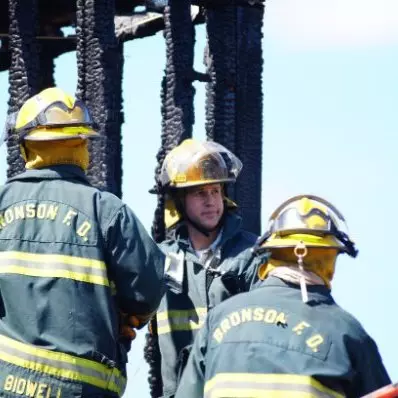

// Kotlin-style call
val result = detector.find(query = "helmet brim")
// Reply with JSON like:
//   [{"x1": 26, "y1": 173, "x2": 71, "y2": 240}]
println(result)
[
  {"x1": 23, "y1": 127, "x2": 100, "y2": 141},
  {"x1": 169, "y1": 178, "x2": 235, "y2": 189},
  {"x1": 262, "y1": 234, "x2": 348, "y2": 252}
]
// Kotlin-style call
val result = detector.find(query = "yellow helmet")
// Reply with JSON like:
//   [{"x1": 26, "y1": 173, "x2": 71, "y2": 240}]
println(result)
[
  {"x1": 5, "y1": 87, "x2": 98, "y2": 142},
  {"x1": 159, "y1": 139, "x2": 242, "y2": 189},
  {"x1": 258, "y1": 195, "x2": 358, "y2": 257}
]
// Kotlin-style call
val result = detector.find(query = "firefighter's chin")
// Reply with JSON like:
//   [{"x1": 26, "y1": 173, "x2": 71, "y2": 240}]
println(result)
[{"x1": 198, "y1": 211, "x2": 222, "y2": 231}]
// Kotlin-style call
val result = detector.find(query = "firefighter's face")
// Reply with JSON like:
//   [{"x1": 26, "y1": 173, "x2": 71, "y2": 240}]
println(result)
[{"x1": 184, "y1": 183, "x2": 224, "y2": 230}]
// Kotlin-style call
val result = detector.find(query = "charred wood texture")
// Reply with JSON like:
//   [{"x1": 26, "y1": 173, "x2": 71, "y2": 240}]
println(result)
[
  {"x1": 152, "y1": 0, "x2": 195, "y2": 242},
  {"x1": 144, "y1": 318, "x2": 163, "y2": 398},
  {"x1": 38, "y1": 44, "x2": 56, "y2": 90},
  {"x1": 7, "y1": 0, "x2": 40, "y2": 178},
  {"x1": 205, "y1": 2, "x2": 264, "y2": 235},
  {"x1": 146, "y1": 1, "x2": 196, "y2": 397},
  {"x1": 76, "y1": 0, "x2": 124, "y2": 197}
]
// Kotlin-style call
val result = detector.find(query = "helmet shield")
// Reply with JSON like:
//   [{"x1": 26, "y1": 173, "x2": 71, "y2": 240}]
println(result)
[
  {"x1": 2, "y1": 88, "x2": 99, "y2": 143},
  {"x1": 268, "y1": 199, "x2": 348, "y2": 238},
  {"x1": 160, "y1": 139, "x2": 242, "y2": 189},
  {"x1": 18, "y1": 100, "x2": 95, "y2": 141},
  {"x1": 261, "y1": 195, "x2": 358, "y2": 257}
]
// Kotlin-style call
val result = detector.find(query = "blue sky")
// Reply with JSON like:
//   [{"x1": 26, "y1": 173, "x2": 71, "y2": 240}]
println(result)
[{"x1": 0, "y1": 0, "x2": 397, "y2": 395}]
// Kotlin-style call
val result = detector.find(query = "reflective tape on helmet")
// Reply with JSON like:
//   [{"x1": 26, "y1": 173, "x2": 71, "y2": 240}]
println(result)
[
  {"x1": 204, "y1": 373, "x2": 344, "y2": 398},
  {"x1": 156, "y1": 307, "x2": 207, "y2": 335},
  {"x1": 0, "y1": 335, "x2": 126, "y2": 395},
  {"x1": 0, "y1": 251, "x2": 109, "y2": 286}
]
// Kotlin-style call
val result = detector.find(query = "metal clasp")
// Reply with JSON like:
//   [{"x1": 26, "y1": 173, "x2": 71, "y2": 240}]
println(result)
[{"x1": 294, "y1": 241, "x2": 309, "y2": 303}]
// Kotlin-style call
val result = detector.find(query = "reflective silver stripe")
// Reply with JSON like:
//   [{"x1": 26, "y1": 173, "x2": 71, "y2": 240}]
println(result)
[
  {"x1": 0, "y1": 251, "x2": 109, "y2": 286},
  {"x1": 157, "y1": 308, "x2": 207, "y2": 334},
  {"x1": 0, "y1": 258, "x2": 106, "y2": 277},
  {"x1": 204, "y1": 374, "x2": 344, "y2": 398},
  {"x1": 0, "y1": 335, "x2": 126, "y2": 395},
  {"x1": 109, "y1": 369, "x2": 127, "y2": 395}
]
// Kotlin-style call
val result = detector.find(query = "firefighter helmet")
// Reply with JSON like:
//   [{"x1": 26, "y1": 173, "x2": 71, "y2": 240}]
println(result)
[
  {"x1": 5, "y1": 87, "x2": 98, "y2": 142},
  {"x1": 258, "y1": 195, "x2": 358, "y2": 258},
  {"x1": 159, "y1": 139, "x2": 242, "y2": 189}
]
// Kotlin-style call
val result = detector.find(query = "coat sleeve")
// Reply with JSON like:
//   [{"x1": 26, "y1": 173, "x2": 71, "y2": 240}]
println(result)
[
  {"x1": 175, "y1": 315, "x2": 209, "y2": 398},
  {"x1": 105, "y1": 204, "x2": 165, "y2": 322},
  {"x1": 351, "y1": 335, "x2": 391, "y2": 397}
]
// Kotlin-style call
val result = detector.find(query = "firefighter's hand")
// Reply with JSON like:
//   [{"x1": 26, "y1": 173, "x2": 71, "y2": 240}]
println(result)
[
  {"x1": 120, "y1": 313, "x2": 141, "y2": 341},
  {"x1": 120, "y1": 324, "x2": 137, "y2": 341},
  {"x1": 120, "y1": 312, "x2": 155, "y2": 340},
  {"x1": 127, "y1": 315, "x2": 143, "y2": 328}
]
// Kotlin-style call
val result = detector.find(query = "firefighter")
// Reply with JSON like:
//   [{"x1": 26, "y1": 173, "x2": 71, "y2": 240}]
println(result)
[
  {"x1": 152, "y1": 139, "x2": 262, "y2": 397},
  {"x1": 175, "y1": 195, "x2": 391, "y2": 398},
  {"x1": 0, "y1": 87, "x2": 165, "y2": 397}
]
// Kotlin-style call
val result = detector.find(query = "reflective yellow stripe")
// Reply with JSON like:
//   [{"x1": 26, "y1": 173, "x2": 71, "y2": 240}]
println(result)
[
  {"x1": 204, "y1": 373, "x2": 344, "y2": 398},
  {"x1": 156, "y1": 308, "x2": 208, "y2": 321},
  {"x1": 0, "y1": 335, "x2": 126, "y2": 395},
  {"x1": 205, "y1": 389, "x2": 335, "y2": 397},
  {"x1": 0, "y1": 251, "x2": 109, "y2": 286},
  {"x1": 157, "y1": 308, "x2": 207, "y2": 334}
]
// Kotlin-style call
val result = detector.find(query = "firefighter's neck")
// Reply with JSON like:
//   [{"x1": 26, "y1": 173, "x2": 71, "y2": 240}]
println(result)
[{"x1": 187, "y1": 223, "x2": 220, "y2": 251}]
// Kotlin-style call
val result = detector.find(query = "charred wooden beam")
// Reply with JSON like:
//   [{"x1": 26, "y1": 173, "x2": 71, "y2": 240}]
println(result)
[
  {"x1": 6, "y1": 0, "x2": 41, "y2": 178},
  {"x1": 0, "y1": 7, "x2": 205, "y2": 73},
  {"x1": 76, "y1": 0, "x2": 124, "y2": 198},
  {"x1": 146, "y1": 1, "x2": 196, "y2": 397},
  {"x1": 205, "y1": 1, "x2": 264, "y2": 235},
  {"x1": 152, "y1": 0, "x2": 195, "y2": 243}
]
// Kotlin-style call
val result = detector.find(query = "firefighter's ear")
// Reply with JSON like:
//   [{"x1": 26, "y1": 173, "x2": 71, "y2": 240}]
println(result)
[
  {"x1": 224, "y1": 196, "x2": 238, "y2": 210},
  {"x1": 120, "y1": 325, "x2": 137, "y2": 341}
]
